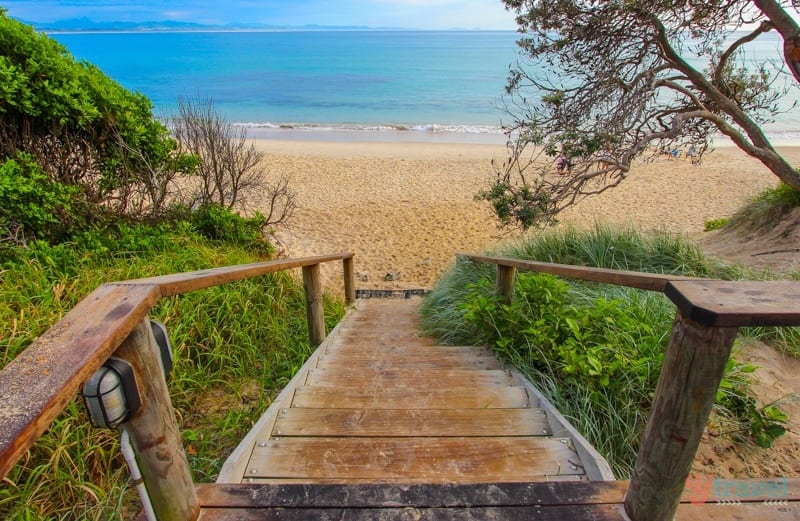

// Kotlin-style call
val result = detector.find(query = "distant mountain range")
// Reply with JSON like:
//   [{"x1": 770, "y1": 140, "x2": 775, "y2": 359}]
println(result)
[{"x1": 22, "y1": 17, "x2": 384, "y2": 33}]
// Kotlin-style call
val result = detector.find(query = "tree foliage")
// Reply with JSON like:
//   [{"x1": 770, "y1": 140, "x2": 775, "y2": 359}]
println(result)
[
  {"x1": 485, "y1": 0, "x2": 800, "y2": 229},
  {"x1": 0, "y1": 12, "x2": 193, "y2": 241}
]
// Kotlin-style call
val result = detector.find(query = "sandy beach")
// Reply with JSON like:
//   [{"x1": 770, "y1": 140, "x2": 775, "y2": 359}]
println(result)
[{"x1": 249, "y1": 138, "x2": 800, "y2": 291}]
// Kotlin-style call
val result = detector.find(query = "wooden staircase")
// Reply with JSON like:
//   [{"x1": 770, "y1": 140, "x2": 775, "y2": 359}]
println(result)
[{"x1": 219, "y1": 297, "x2": 603, "y2": 485}]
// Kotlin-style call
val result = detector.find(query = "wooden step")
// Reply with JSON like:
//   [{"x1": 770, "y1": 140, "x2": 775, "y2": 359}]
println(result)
[
  {"x1": 272, "y1": 408, "x2": 551, "y2": 437},
  {"x1": 291, "y1": 385, "x2": 531, "y2": 409},
  {"x1": 323, "y1": 344, "x2": 493, "y2": 357},
  {"x1": 316, "y1": 348, "x2": 503, "y2": 370},
  {"x1": 328, "y1": 333, "x2": 435, "y2": 348},
  {"x1": 315, "y1": 354, "x2": 502, "y2": 370},
  {"x1": 304, "y1": 368, "x2": 514, "y2": 388},
  {"x1": 246, "y1": 437, "x2": 583, "y2": 482}
]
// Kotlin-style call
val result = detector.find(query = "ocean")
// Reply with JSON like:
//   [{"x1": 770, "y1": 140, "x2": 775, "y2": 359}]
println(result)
[{"x1": 52, "y1": 30, "x2": 800, "y2": 144}]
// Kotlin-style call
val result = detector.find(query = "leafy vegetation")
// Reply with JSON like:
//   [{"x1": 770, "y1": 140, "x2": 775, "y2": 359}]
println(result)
[
  {"x1": 704, "y1": 217, "x2": 729, "y2": 232},
  {"x1": 0, "y1": 222, "x2": 344, "y2": 520},
  {"x1": 421, "y1": 225, "x2": 793, "y2": 476},
  {"x1": 0, "y1": 11, "x2": 192, "y2": 228},
  {"x1": 0, "y1": 14, "x2": 295, "y2": 250}
]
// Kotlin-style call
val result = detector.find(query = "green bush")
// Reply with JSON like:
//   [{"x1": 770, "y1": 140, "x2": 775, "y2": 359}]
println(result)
[
  {"x1": 421, "y1": 225, "x2": 792, "y2": 476},
  {"x1": 0, "y1": 153, "x2": 82, "y2": 243},
  {"x1": 189, "y1": 204, "x2": 273, "y2": 255},
  {"x1": 704, "y1": 217, "x2": 729, "y2": 231},
  {"x1": 0, "y1": 13, "x2": 192, "y2": 223},
  {"x1": 462, "y1": 273, "x2": 661, "y2": 392}
]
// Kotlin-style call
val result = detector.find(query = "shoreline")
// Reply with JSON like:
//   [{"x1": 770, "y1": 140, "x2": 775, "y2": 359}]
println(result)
[
  {"x1": 249, "y1": 138, "x2": 800, "y2": 291},
  {"x1": 243, "y1": 126, "x2": 800, "y2": 148}
]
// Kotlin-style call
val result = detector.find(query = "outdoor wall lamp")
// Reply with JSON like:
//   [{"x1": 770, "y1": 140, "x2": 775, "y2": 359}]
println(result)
[
  {"x1": 82, "y1": 320, "x2": 173, "y2": 429},
  {"x1": 82, "y1": 357, "x2": 141, "y2": 429}
]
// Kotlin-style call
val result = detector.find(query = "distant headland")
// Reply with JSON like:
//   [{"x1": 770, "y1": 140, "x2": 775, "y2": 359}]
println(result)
[{"x1": 19, "y1": 17, "x2": 409, "y2": 33}]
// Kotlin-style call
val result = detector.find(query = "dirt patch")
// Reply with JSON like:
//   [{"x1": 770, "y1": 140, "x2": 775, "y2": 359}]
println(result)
[{"x1": 698, "y1": 208, "x2": 800, "y2": 276}]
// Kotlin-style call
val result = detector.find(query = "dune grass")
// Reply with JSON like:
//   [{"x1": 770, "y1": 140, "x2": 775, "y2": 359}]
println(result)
[
  {"x1": 0, "y1": 225, "x2": 345, "y2": 520},
  {"x1": 727, "y1": 182, "x2": 800, "y2": 231},
  {"x1": 420, "y1": 223, "x2": 796, "y2": 477}
]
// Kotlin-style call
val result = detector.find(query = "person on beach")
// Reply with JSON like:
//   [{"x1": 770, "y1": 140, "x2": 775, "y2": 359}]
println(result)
[
  {"x1": 686, "y1": 144, "x2": 697, "y2": 164},
  {"x1": 556, "y1": 151, "x2": 571, "y2": 175},
  {"x1": 599, "y1": 146, "x2": 612, "y2": 171}
]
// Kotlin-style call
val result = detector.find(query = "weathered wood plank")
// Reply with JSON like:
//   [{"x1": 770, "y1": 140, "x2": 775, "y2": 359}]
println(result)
[
  {"x1": 240, "y1": 475, "x2": 588, "y2": 484},
  {"x1": 245, "y1": 437, "x2": 583, "y2": 482},
  {"x1": 323, "y1": 344, "x2": 491, "y2": 357},
  {"x1": 271, "y1": 408, "x2": 550, "y2": 437},
  {"x1": 198, "y1": 479, "x2": 800, "y2": 519},
  {"x1": 665, "y1": 280, "x2": 800, "y2": 327},
  {"x1": 329, "y1": 332, "x2": 436, "y2": 347},
  {"x1": 120, "y1": 253, "x2": 354, "y2": 297},
  {"x1": 315, "y1": 353, "x2": 502, "y2": 370},
  {"x1": 0, "y1": 283, "x2": 160, "y2": 478},
  {"x1": 198, "y1": 505, "x2": 628, "y2": 520},
  {"x1": 197, "y1": 503, "x2": 800, "y2": 521},
  {"x1": 304, "y1": 368, "x2": 514, "y2": 388},
  {"x1": 291, "y1": 385, "x2": 530, "y2": 409},
  {"x1": 198, "y1": 478, "x2": 800, "y2": 508}
]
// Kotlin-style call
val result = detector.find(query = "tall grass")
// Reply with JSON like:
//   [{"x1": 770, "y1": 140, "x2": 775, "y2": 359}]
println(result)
[
  {"x1": 0, "y1": 225, "x2": 345, "y2": 520},
  {"x1": 727, "y1": 182, "x2": 800, "y2": 231},
  {"x1": 421, "y1": 224, "x2": 797, "y2": 477}
]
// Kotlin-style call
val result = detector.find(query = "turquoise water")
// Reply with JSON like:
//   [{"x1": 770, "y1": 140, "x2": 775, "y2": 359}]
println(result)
[
  {"x1": 52, "y1": 30, "x2": 800, "y2": 143},
  {"x1": 53, "y1": 31, "x2": 519, "y2": 142}
]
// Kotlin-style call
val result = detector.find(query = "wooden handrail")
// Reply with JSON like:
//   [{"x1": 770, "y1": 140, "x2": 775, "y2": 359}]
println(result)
[
  {"x1": 461, "y1": 254, "x2": 700, "y2": 292},
  {"x1": 462, "y1": 253, "x2": 800, "y2": 521},
  {"x1": 0, "y1": 252, "x2": 354, "y2": 481}
]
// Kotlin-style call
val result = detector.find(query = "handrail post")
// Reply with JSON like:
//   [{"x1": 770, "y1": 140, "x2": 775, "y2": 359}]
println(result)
[
  {"x1": 116, "y1": 319, "x2": 199, "y2": 521},
  {"x1": 303, "y1": 263, "x2": 326, "y2": 346},
  {"x1": 624, "y1": 310, "x2": 737, "y2": 521},
  {"x1": 343, "y1": 256, "x2": 356, "y2": 305},
  {"x1": 496, "y1": 264, "x2": 516, "y2": 305}
]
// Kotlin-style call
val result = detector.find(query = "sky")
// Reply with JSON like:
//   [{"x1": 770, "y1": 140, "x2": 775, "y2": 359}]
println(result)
[{"x1": 3, "y1": 0, "x2": 518, "y2": 30}]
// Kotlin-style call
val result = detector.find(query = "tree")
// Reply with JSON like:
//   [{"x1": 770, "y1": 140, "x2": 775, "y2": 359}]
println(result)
[
  {"x1": 483, "y1": 0, "x2": 800, "y2": 229},
  {"x1": 172, "y1": 97, "x2": 295, "y2": 226}
]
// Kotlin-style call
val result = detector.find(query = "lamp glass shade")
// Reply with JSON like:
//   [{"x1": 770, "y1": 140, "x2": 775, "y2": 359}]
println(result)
[{"x1": 82, "y1": 357, "x2": 140, "y2": 428}]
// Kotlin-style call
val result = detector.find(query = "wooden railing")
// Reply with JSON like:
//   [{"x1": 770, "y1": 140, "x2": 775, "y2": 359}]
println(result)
[
  {"x1": 463, "y1": 254, "x2": 800, "y2": 521},
  {"x1": 0, "y1": 253, "x2": 354, "y2": 520}
]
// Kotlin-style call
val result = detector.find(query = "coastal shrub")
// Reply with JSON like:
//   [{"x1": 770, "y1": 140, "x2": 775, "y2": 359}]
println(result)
[
  {"x1": 704, "y1": 217, "x2": 729, "y2": 231},
  {"x1": 189, "y1": 203, "x2": 274, "y2": 256},
  {"x1": 0, "y1": 13, "x2": 194, "y2": 226},
  {"x1": 0, "y1": 223, "x2": 344, "y2": 520},
  {"x1": 0, "y1": 153, "x2": 83, "y2": 245},
  {"x1": 421, "y1": 225, "x2": 791, "y2": 476},
  {"x1": 729, "y1": 182, "x2": 800, "y2": 230}
]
